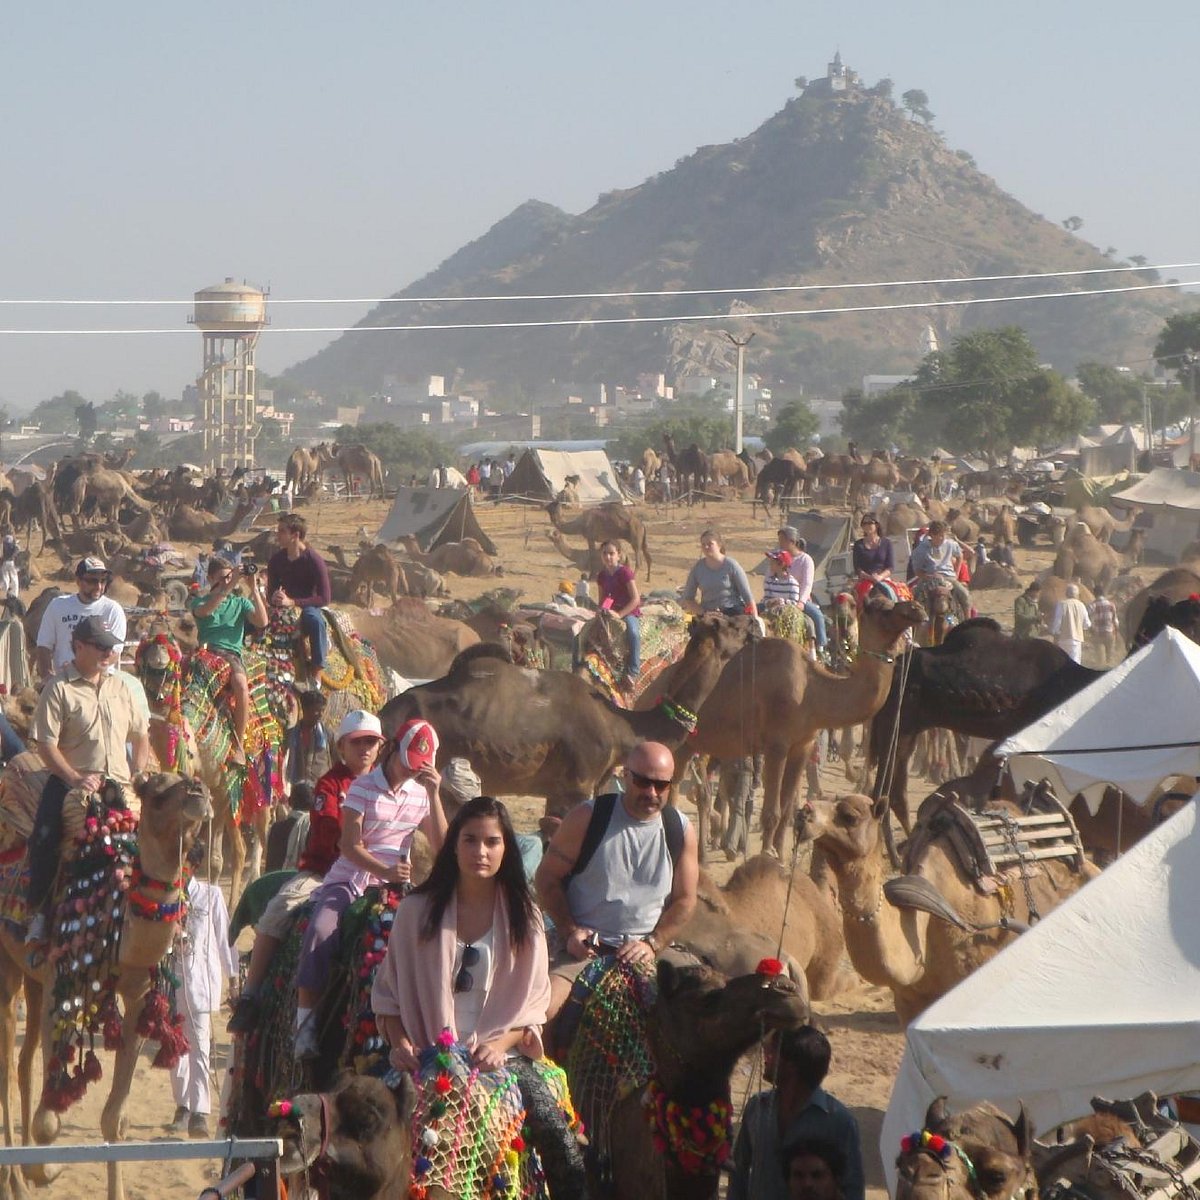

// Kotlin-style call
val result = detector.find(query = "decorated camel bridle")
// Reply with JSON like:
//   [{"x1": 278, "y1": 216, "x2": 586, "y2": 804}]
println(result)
[{"x1": 897, "y1": 1128, "x2": 1036, "y2": 1200}]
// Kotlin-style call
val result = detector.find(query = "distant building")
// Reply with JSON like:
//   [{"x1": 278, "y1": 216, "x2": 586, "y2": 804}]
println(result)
[
  {"x1": 863, "y1": 374, "x2": 914, "y2": 396},
  {"x1": 804, "y1": 51, "x2": 860, "y2": 97}
]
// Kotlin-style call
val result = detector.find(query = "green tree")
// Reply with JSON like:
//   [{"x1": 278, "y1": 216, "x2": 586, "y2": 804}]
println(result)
[
  {"x1": 29, "y1": 390, "x2": 88, "y2": 434},
  {"x1": 607, "y1": 399, "x2": 736, "y2": 463},
  {"x1": 1076, "y1": 362, "x2": 1144, "y2": 423},
  {"x1": 1154, "y1": 313, "x2": 1200, "y2": 383},
  {"x1": 793, "y1": 75, "x2": 808, "y2": 91},
  {"x1": 141, "y1": 391, "x2": 167, "y2": 420},
  {"x1": 901, "y1": 88, "x2": 933, "y2": 124},
  {"x1": 764, "y1": 399, "x2": 819, "y2": 453},
  {"x1": 870, "y1": 77, "x2": 894, "y2": 99},
  {"x1": 338, "y1": 422, "x2": 449, "y2": 478},
  {"x1": 131, "y1": 428, "x2": 162, "y2": 467}
]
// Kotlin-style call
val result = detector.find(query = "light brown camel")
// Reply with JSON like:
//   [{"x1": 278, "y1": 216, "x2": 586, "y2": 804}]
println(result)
[
  {"x1": 990, "y1": 504, "x2": 1017, "y2": 545},
  {"x1": 10, "y1": 484, "x2": 60, "y2": 554},
  {"x1": 379, "y1": 613, "x2": 759, "y2": 816},
  {"x1": 166, "y1": 497, "x2": 255, "y2": 543},
  {"x1": 323, "y1": 442, "x2": 386, "y2": 499},
  {"x1": 848, "y1": 454, "x2": 900, "y2": 505},
  {"x1": 284, "y1": 445, "x2": 323, "y2": 494},
  {"x1": 881, "y1": 501, "x2": 929, "y2": 536},
  {"x1": 970, "y1": 561, "x2": 1021, "y2": 589},
  {"x1": 1053, "y1": 524, "x2": 1143, "y2": 591},
  {"x1": 800, "y1": 792, "x2": 1098, "y2": 1024},
  {"x1": 544, "y1": 527, "x2": 601, "y2": 575},
  {"x1": 398, "y1": 533, "x2": 497, "y2": 577},
  {"x1": 349, "y1": 543, "x2": 401, "y2": 605},
  {"x1": 708, "y1": 449, "x2": 750, "y2": 489},
  {"x1": 1124, "y1": 566, "x2": 1200, "y2": 648},
  {"x1": 340, "y1": 601, "x2": 480, "y2": 679},
  {"x1": 1075, "y1": 503, "x2": 1139, "y2": 543},
  {"x1": 0, "y1": 773, "x2": 211, "y2": 1200},
  {"x1": 674, "y1": 598, "x2": 927, "y2": 857},
  {"x1": 545, "y1": 500, "x2": 651, "y2": 580},
  {"x1": 77, "y1": 467, "x2": 155, "y2": 526},
  {"x1": 681, "y1": 855, "x2": 850, "y2": 1001}
]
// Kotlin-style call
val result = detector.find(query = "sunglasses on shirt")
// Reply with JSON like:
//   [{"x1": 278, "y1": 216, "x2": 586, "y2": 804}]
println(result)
[
  {"x1": 629, "y1": 770, "x2": 672, "y2": 794},
  {"x1": 454, "y1": 944, "x2": 481, "y2": 994}
]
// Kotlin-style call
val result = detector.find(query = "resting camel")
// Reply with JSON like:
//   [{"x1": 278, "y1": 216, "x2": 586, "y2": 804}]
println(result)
[
  {"x1": 0, "y1": 773, "x2": 211, "y2": 1200},
  {"x1": 800, "y1": 792, "x2": 1097, "y2": 1024},
  {"x1": 545, "y1": 500, "x2": 651, "y2": 580},
  {"x1": 378, "y1": 613, "x2": 759, "y2": 816},
  {"x1": 673, "y1": 598, "x2": 927, "y2": 857},
  {"x1": 398, "y1": 533, "x2": 497, "y2": 577},
  {"x1": 166, "y1": 497, "x2": 255, "y2": 543},
  {"x1": 544, "y1": 527, "x2": 603, "y2": 575}
]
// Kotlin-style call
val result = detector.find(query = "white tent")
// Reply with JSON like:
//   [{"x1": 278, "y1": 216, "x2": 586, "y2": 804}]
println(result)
[
  {"x1": 881, "y1": 799, "x2": 1200, "y2": 1194},
  {"x1": 501, "y1": 448, "x2": 625, "y2": 505},
  {"x1": 996, "y1": 628, "x2": 1200, "y2": 810}
]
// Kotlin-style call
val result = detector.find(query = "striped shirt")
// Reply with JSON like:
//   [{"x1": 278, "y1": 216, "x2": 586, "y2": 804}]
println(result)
[
  {"x1": 1089, "y1": 597, "x2": 1118, "y2": 635},
  {"x1": 322, "y1": 765, "x2": 430, "y2": 890},
  {"x1": 763, "y1": 573, "x2": 801, "y2": 606}
]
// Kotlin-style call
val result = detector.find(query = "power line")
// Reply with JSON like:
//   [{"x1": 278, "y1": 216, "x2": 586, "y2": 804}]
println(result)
[
  {"x1": 0, "y1": 261, "x2": 1194, "y2": 308},
  {"x1": 0, "y1": 276, "x2": 1194, "y2": 336}
]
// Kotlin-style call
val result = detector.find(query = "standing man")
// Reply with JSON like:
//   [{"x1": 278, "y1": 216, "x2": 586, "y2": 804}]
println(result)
[
  {"x1": 24, "y1": 617, "x2": 149, "y2": 943},
  {"x1": 777, "y1": 528, "x2": 828, "y2": 657},
  {"x1": 1088, "y1": 584, "x2": 1120, "y2": 666},
  {"x1": 1013, "y1": 579, "x2": 1042, "y2": 639},
  {"x1": 536, "y1": 740, "x2": 699, "y2": 1019},
  {"x1": 266, "y1": 514, "x2": 332, "y2": 677},
  {"x1": 35, "y1": 557, "x2": 127, "y2": 681},
  {"x1": 0, "y1": 528, "x2": 20, "y2": 598},
  {"x1": 1051, "y1": 583, "x2": 1092, "y2": 663}
]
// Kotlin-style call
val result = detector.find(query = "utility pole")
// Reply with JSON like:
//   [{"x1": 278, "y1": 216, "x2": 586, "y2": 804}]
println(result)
[
  {"x1": 725, "y1": 332, "x2": 755, "y2": 454},
  {"x1": 1187, "y1": 353, "x2": 1199, "y2": 469}
]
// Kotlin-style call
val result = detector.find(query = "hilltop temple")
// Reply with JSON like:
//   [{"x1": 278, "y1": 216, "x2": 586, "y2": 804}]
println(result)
[{"x1": 805, "y1": 51, "x2": 860, "y2": 96}]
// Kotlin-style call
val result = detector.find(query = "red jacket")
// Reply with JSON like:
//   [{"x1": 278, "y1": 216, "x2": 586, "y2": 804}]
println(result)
[{"x1": 298, "y1": 762, "x2": 356, "y2": 876}]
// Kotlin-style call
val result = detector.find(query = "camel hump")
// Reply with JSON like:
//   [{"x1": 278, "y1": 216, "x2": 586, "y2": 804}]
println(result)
[
  {"x1": 447, "y1": 642, "x2": 513, "y2": 674},
  {"x1": 940, "y1": 616, "x2": 1002, "y2": 645}
]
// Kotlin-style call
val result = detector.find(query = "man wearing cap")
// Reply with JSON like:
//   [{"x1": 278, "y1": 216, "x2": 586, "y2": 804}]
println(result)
[
  {"x1": 188, "y1": 554, "x2": 268, "y2": 759},
  {"x1": 537, "y1": 740, "x2": 699, "y2": 1020},
  {"x1": 24, "y1": 616, "x2": 149, "y2": 943},
  {"x1": 228, "y1": 709, "x2": 388, "y2": 1034},
  {"x1": 35, "y1": 556, "x2": 127, "y2": 682},
  {"x1": 267, "y1": 514, "x2": 332, "y2": 677},
  {"x1": 910, "y1": 521, "x2": 971, "y2": 617},
  {"x1": 294, "y1": 717, "x2": 447, "y2": 1057},
  {"x1": 777, "y1": 527, "x2": 828, "y2": 656}
]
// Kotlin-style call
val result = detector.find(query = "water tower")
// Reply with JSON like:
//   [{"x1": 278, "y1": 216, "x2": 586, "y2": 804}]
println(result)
[{"x1": 190, "y1": 278, "x2": 269, "y2": 470}]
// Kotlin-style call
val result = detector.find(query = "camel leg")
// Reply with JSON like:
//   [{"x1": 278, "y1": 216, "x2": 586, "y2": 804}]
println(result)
[
  {"x1": 0, "y1": 959, "x2": 32, "y2": 1200},
  {"x1": 99, "y1": 984, "x2": 152, "y2": 1200},
  {"x1": 224, "y1": 810, "x2": 248, "y2": 912},
  {"x1": 758, "y1": 748, "x2": 787, "y2": 858},
  {"x1": 774, "y1": 749, "x2": 808, "y2": 860},
  {"x1": 25, "y1": 993, "x2": 62, "y2": 1190},
  {"x1": 16, "y1": 976, "x2": 40, "y2": 1157}
]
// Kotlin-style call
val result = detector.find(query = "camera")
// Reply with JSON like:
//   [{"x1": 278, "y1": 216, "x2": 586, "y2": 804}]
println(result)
[{"x1": 241, "y1": 562, "x2": 258, "y2": 576}]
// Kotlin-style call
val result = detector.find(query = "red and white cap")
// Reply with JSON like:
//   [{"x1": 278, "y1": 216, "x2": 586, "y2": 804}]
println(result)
[{"x1": 394, "y1": 719, "x2": 439, "y2": 772}]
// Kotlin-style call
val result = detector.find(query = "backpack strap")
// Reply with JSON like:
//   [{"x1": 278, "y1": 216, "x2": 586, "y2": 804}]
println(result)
[
  {"x1": 566, "y1": 793, "x2": 618, "y2": 881},
  {"x1": 661, "y1": 804, "x2": 685, "y2": 871}
]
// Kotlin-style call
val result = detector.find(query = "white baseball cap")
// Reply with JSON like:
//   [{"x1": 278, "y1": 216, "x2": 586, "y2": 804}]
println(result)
[{"x1": 336, "y1": 710, "x2": 384, "y2": 742}]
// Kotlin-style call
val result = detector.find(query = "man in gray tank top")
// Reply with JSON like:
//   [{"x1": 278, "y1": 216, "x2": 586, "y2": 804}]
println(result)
[{"x1": 536, "y1": 740, "x2": 700, "y2": 1019}]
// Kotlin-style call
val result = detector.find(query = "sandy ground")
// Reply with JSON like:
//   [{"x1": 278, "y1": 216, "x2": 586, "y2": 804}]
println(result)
[{"x1": 9, "y1": 488, "x2": 1067, "y2": 1199}]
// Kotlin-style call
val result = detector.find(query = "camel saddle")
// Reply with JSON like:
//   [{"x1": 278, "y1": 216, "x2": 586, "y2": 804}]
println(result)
[{"x1": 905, "y1": 782, "x2": 1085, "y2": 894}]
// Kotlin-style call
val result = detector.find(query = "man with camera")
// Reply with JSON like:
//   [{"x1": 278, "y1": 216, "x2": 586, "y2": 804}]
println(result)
[{"x1": 187, "y1": 554, "x2": 268, "y2": 761}]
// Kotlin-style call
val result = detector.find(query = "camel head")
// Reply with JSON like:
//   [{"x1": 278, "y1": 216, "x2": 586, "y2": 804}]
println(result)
[
  {"x1": 275, "y1": 1073, "x2": 417, "y2": 1200},
  {"x1": 1133, "y1": 593, "x2": 1200, "y2": 650},
  {"x1": 667, "y1": 612, "x2": 762, "y2": 698},
  {"x1": 796, "y1": 793, "x2": 885, "y2": 864},
  {"x1": 860, "y1": 597, "x2": 926, "y2": 654},
  {"x1": 133, "y1": 772, "x2": 212, "y2": 884},
  {"x1": 650, "y1": 960, "x2": 807, "y2": 1091},
  {"x1": 1, "y1": 686, "x2": 39, "y2": 742},
  {"x1": 896, "y1": 1098, "x2": 1037, "y2": 1200}
]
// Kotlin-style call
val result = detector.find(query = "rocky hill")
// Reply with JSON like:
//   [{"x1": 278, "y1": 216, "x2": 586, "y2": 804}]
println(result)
[{"x1": 285, "y1": 85, "x2": 1177, "y2": 399}]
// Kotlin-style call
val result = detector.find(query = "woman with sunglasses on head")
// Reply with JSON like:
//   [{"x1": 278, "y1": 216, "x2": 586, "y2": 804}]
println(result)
[{"x1": 372, "y1": 796, "x2": 549, "y2": 1073}]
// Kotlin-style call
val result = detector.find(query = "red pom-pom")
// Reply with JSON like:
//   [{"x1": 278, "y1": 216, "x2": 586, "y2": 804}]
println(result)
[
  {"x1": 755, "y1": 957, "x2": 784, "y2": 977},
  {"x1": 434, "y1": 1074, "x2": 452, "y2": 1095},
  {"x1": 928, "y1": 1134, "x2": 947, "y2": 1154}
]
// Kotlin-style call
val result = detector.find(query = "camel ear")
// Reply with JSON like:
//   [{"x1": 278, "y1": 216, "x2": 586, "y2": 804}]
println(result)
[
  {"x1": 1013, "y1": 1105, "x2": 1035, "y2": 1159},
  {"x1": 392, "y1": 1072, "x2": 418, "y2": 1126},
  {"x1": 870, "y1": 793, "x2": 890, "y2": 823},
  {"x1": 925, "y1": 1096, "x2": 950, "y2": 1132}
]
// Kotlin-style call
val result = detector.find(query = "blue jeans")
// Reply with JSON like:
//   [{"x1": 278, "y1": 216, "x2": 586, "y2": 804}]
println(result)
[
  {"x1": 803, "y1": 601, "x2": 828, "y2": 649},
  {"x1": 0, "y1": 711, "x2": 25, "y2": 763},
  {"x1": 300, "y1": 606, "x2": 329, "y2": 668},
  {"x1": 624, "y1": 614, "x2": 642, "y2": 677}
]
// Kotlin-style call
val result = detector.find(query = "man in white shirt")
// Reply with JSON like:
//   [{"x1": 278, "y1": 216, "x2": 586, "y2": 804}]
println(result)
[
  {"x1": 777, "y1": 527, "x2": 828, "y2": 656},
  {"x1": 35, "y1": 557, "x2": 127, "y2": 681},
  {"x1": 1050, "y1": 583, "x2": 1092, "y2": 664}
]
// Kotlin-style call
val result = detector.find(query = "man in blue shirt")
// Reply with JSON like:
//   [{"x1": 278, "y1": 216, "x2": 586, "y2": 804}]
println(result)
[{"x1": 729, "y1": 1025, "x2": 864, "y2": 1200}]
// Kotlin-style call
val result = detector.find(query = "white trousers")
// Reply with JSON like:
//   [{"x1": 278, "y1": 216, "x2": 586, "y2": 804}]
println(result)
[
  {"x1": 0, "y1": 561, "x2": 18, "y2": 596},
  {"x1": 1057, "y1": 638, "x2": 1083, "y2": 664},
  {"x1": 169, "y1": 1007, "x2": 213, "y2": 1115}
]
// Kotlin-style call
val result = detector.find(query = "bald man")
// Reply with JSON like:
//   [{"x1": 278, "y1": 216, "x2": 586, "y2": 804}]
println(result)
[{"x1": 536, "y1": 740, "x2": 699, "y2": 1018}]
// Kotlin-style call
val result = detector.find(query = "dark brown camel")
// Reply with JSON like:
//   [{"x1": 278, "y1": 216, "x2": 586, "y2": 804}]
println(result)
[
  {"x1": 752, "y1": 457, "x2": 808, "y2": 516},
  {"x1": 1125, "y1": 567, "x2": 1200, "y2": 649},
  {"x1": 378, "y1": 613, "x2": 759, "y2": 816}
]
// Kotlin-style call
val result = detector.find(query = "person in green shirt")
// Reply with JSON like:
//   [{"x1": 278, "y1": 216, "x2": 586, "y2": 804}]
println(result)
[
  {"x1": 188, "y1": 555, "x2": 269, "y2": 759},
  {"x1": 1013, "y1": 579, "x2": 1042, "y2": 639}
]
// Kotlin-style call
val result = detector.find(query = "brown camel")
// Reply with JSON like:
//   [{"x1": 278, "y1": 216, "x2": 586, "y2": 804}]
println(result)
[
  {"x1": 546, "y1": 500, "x2": 652, "y2": 580},
  {"x1": 1075, "y1": 503, "x2": 1139, "y2": 543},
  {"x1": 896, "y1": 1098, "x2": 1037, "y2": 1200},
  {"x1": 398, "y1": 533, "x2": 497, "y2": 577},
  {"x1": 1124, "y1": 566, "x2": 1200, "y2": 649},
  {"x1": 10, "y1": 483, "x2": 61, "y2": 554},
  {"x1": 971, "y1": 561, "x2": 1021, "y2": 589},
  {"x1": 544, "y1": 527, "x2": 603, "y2": 575},
  {"x1": 681, "y1": 855, "x2": 849, "y2": 1001},
  {"x1": 674, "y1": 598, "x2": 927, "y2": 857},
  {"x1": 799, "y1": 792, "x2": 1097, "y2": 1024},
  {"x1": 284, "y1": 445, "x2": 323, "y2": 494},
  {"x1": 322, "y1": 442, "x2": 386, "y2": 499},
  {"x1": 340, "y1": 601, "x2": 480, "y2": 679},
  {"x1": 1052, "y1": 523, "x2": 1144, "y2": 591},
  {"x1": 166, "y1": 498, "x2": 255, "y2": 543},
  {"x1": 78, "y1": 467, "x2": 155, "y2": 526},
  {"x1": 349, "y1": 543, "x2": 401, "y2": 605},
  {"x1": 378, "y1": 613, "x2": 759, "y2": 816},
  {"x1": 848, "y1": 453, "x2": 901, "y2": 505},
  {"x1": 1036, "y1": 573, "x2": 1095, "y2": 623},
  {"x1": 0, "y1": 773, "x2": 211, "y2": 1200},
  {"x1": 708, "y1": 449, "x2": 750, "y2": 489}
]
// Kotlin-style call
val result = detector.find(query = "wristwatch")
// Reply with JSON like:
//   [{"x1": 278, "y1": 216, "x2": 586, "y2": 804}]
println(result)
[{"x1": 645, "y1": 932, "x2": 662, "y2": 953}]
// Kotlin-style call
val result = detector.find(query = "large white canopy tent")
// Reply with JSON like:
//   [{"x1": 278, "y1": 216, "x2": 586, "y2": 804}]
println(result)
[
  {"x1": 881, "y1": 799, "x2": 1200, "y2": 1194},
  {"x1": 996, "y1": 628, "x2": 1200, "y2": 811}
]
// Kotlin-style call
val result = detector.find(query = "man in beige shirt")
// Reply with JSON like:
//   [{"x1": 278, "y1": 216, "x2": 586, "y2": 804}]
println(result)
[{"x1": 25, "y1": 616, "x2": 149, "y2": 943}]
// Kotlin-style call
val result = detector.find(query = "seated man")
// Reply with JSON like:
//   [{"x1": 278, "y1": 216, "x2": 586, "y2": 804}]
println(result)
[
  {"x1": 909, "y1": 520, "x2": 970, "y2": 618},
  {"x1": 187, "y1": 555, "x2": 268, "y2": 760},
  {"x1": 535, "y1": 740, "x2": 699, "y2": 1019},
  {"x1": 267, "y1": 514, "x2": 332, "y2": 676}
]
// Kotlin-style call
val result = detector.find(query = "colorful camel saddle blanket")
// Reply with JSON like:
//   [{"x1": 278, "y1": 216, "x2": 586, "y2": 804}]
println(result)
[
  {"x1": 852, "y1": 576, "x2": 913, "y2": 610},
  {"x1": 904, "y1": 788, "x2": 1086, "y2": 891},
  {"x1": 405, "y1": 1035, "x2": 580, "y2": 1200},
  {"x1": 579, "y1": 609, "x2": 689, "y2": 706}
]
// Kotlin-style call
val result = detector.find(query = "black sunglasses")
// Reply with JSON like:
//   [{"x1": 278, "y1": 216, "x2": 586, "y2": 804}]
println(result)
[
  {"x1": 629, "y1": 770, "x2": 672, "y2": 794},
  {"x1": 454, "y1": 944, "x2": 481, "y2": 994}
]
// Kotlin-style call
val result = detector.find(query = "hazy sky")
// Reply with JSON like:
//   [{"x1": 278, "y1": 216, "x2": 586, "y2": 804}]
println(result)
[{"x1": 3, "y1": 0, "x2": 1198, "y2": 411}]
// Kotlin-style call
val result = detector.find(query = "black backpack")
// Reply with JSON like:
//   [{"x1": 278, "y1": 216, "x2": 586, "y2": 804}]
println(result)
[{"x1": 566, "y1": 792, "x2": 685, "y2": 880}]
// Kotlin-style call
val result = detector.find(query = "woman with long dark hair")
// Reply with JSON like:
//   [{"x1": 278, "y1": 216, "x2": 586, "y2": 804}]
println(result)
[{"x1": 372, "y1": 796, "x2": 548, "y2": 1071}]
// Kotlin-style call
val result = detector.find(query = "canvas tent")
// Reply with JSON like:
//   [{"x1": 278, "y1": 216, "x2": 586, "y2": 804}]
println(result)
[
  {"x1": 374, "y1": 487, "x2": 498, "y2": 555},
  {"x1": 753, "y1": 511, "x2": 855, "y2": 593},
  {"x1": 996, "y1": 628, "x2": 1200, "y2": 810},
  {"x1": 501, "y1": 448, "x2": 625, "y2": 505},
  {"x1": 881, "y1": 798, "x2": 1200, "y2": 1194},
  {"x1": 1110, "y1": 467, "x2": 1200, "y2": 561}
]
